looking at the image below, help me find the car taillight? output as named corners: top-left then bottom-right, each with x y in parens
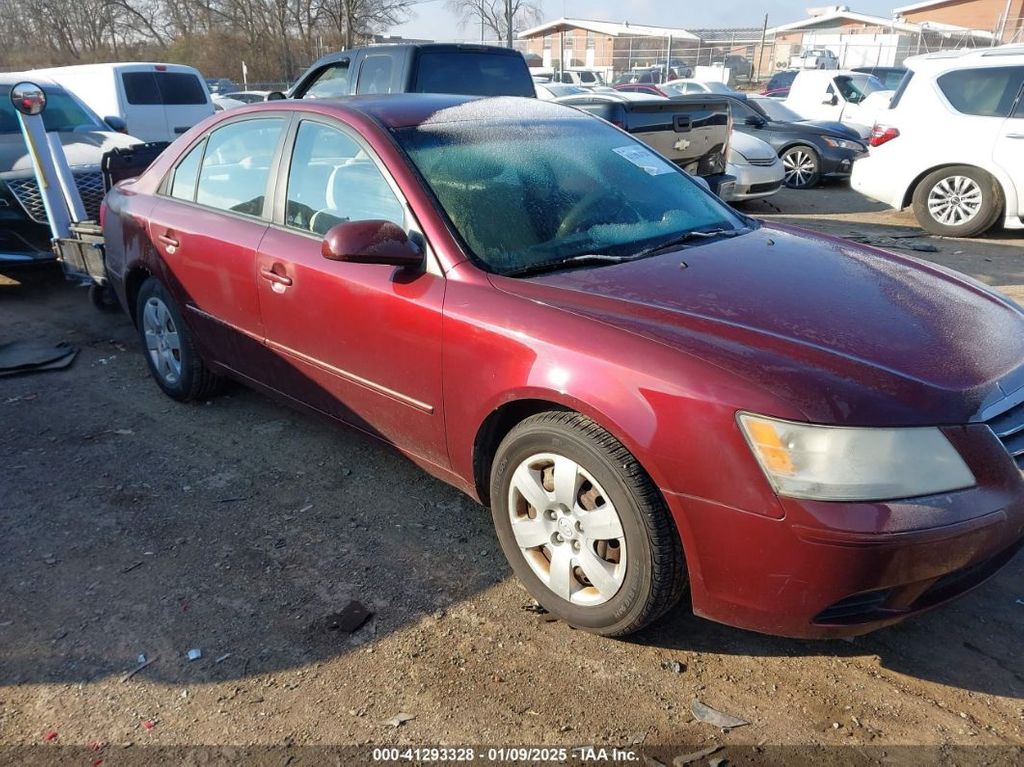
top-left (869, 125), bottom-right (900, 147)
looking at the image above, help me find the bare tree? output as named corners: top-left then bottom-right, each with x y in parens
top-left (445, 0), bottom-right (540, 45)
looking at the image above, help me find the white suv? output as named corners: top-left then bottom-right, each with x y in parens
top-left (852, 46), bottom-right (1024, 238)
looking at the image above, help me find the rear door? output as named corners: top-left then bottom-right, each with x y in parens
top-left (995, 70), bottom-right (1024, 217)
top-left (120, 66), bottom-right (212, 141)
top-left (119, 67), bottom-right (168, 141)
top-left (145, 115), bottom-right (287, 377)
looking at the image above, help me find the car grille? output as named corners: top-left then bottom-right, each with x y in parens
top-left (748, 157), bottom-right (778, 167)
top-left (6, 172), bottom-right (105, 224)
top-left (984, 397), bottom-right (1024, 470)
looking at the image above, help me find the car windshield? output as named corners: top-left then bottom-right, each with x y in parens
top-left (395, 102), bottom-right (746, 276)
top-left (834, 74), bottom-right (884, 104)
top-left (750, 98), bottom-right (803, 122)
top-left (660, 83), bottom-right (687, 97)
top-left (703, 82), bottom-right (734, 94)
top-left (0, 86), bottom-right (106, 134)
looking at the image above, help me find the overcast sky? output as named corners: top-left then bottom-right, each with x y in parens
top-left (393, 0), bottom-right (900, 41)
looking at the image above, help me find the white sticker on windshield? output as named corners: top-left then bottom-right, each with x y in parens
top-left (612, 145), bottom-right (675, 176)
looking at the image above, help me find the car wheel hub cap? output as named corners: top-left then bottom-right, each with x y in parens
top-left (142, 296), bottom-right (182, 386)
top-left (783, 150), bottom-right (815, 187)
top-left (928, 176), bottom-right (982, 226)
top-left (508, 453), bottom-right (627, 607)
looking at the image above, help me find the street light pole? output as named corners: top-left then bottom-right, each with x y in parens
top-left (506, 0), bottom-right (514, 47)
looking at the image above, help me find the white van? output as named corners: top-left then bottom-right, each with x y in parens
top-left (25, 63), bottom-right (214, 143)
top-left (785, 69), bottom-right (892, 137)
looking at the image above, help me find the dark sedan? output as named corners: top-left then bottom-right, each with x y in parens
top-left (727, 95), bottom-right (867, 188)
top-left (102, 94), bottom-right (1024, 640)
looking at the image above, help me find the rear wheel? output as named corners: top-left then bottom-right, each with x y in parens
top-left (490, 411), bottom-right (687, 636)
top-left (912, 165), bottom-right (1003, 238)
top-left (781, 145), bottom-right (820, 189)
top-left (135, 278), bottom-right (223, 402)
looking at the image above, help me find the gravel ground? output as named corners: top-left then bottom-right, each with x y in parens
top-left (1, 186), bottom-right (1022, 762)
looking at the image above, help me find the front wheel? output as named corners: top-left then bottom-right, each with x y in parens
top-left (911, 165), bottom-right (1003, 238)
top-left (135, 277), bottom-right (223, 402)
top-left (490, 412), bottom-right (687, 636)
top-left (781, 145), bottom-right (820, 189)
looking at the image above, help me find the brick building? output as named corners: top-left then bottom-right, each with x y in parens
top-left (895, 0), bottom-right (1024, 42)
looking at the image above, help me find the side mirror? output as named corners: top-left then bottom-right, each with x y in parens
top-left (104, 115), bottom-right (128, 133)
top-left (823, 93), bottom-right (839, 106)
top-left (745, 115), bottom-right (766, 127)
top-left (322, 220), bottom-right (423, 267)
top-left (10, 81), bottom-right (46, 116)
top-left (266, 91), bottom-right (286, 101)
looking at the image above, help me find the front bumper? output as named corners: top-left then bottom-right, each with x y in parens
top-left (664, 424), bottom-right (1024, 638)
top-left (820, 147), bottom-right (866, 179)
top-left (722, 160), bottom-right (784, 202)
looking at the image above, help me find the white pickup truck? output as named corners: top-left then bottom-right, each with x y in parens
top-left (791, 49), bottom-right (839, 70)
top-left (785, 69), bottom-right (893, 138)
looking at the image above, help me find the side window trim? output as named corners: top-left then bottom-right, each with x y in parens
top-left (157, 112), bottom-right (293, 223)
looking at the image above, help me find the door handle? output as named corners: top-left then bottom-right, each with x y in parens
top-left (1006, 133), bottom-right (1024, 139)
top-left (260, 266), bottom-right (293, 287)
top-left (157, 232), bottom-right (179, 253)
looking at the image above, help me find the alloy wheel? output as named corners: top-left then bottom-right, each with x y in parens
top-left (142, 296), bottom-right (183, 386)
top-left (507, 452), bottom-right (627, 606)
top-left (927, 176), bottom-right (983, 227)
top-left (782, 149), bottom-right (817, 188)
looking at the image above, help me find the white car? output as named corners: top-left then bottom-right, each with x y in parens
top-left (852, 46), bottom-right (1024, 238)
top-left (721, 132), bottom-right (785, 202)
top-left (791, 49), bottom-right (839, 70)
top-left (26, 63), bottom-right (214, 143)
top-left (661, 79), bottom-right (737, 96)
top-left (784, 70), bottom-right (891, 138)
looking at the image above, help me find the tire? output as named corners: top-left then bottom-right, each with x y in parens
top-left (781, 145), bottom-right (820, 189)
top-left (490, 411), bottom-right (687, 636)
top-left (912, 165), bottom-right (1003, 238)
top-left (89, 283), bottom-right (120, 313)
top-left (135, 277), bottom-right (223, 402)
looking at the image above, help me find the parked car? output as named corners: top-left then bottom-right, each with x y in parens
top-left (749, 94), bottom-right (863, 140)
top-left (0, 74), bottom-right (140, 263)
top-left (102, 94), bottom-right (1024, 639)
top-left (726, 95), bottom-right (867, 188)
top-left (612, 67), bottom-right (671, 85)
top-left (762, 69), bottom-right (798, 99)
top-left (535, 83), bottom-right (586, 100)
top-left (27, 63), bottom-right (214, 143)
top-left (221, 90), bottom-right (272, 104)
top-left (552, 69), bottom-right (607, 87)
top-left (720, 132), bottom-right (784, 201)
top-left (713, 55), bottom-right (754, 80)
top-left (205, 78), bottom-right (239, 95)
top-left (211, 96), bottom-right (246, 112)
top-left (286, 43), bottom-right (534, 99)
top-left (785, 69), bottom-right (891, 137)
top-left (851, 66), bottom-right (908, 91)
top-left (662, 79), bottom-right (737, 96)
top-left (791, 48), bottom-right (839, 70)
top-left (852, 47), bottom-right (1024, 237)
top-left (553, 91), bottom-right (734, 196)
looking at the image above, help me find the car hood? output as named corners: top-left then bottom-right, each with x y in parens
top-left (729, 131), bottom-right (777, 162)
top-left (491, 225), bottom-right (1024, 426)
top-left (0, 131), bottom-right (140, 176)
top-left (789, 119), bottom-right (863, 141)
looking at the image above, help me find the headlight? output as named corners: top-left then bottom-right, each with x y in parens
top-left (737, 413), bottom-right (976, 501)
top-left (822, 137), bottom-right (866, 152)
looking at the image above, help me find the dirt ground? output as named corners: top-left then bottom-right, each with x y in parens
top-left (1, 185), bottom-right (1023, 763)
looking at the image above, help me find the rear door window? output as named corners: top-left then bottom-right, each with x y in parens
top-left (937, 66), bottom-right (1024, 117)
top-left (412, 51), bottom-right (534, 97)
top-left (169, 139), bottom-right (206, 201)
top-left (356, 56), bottom-right (395, 94)
top-left (123, 72), bottom-right (208, 105)
top-left (195, 118), bottom-right (285, 217)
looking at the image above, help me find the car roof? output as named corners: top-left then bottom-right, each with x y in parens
top-left (0, 73), bottom-right (62, 88)
top-left (262, 93), bottom-right (580, 129)
top-left (903, 44), bottom-right (1024, 72)
top-left (307, 43), bottom-right (524, 69)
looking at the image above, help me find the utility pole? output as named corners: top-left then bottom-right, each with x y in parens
top-left (506, 0), bottom-right (514, 47)
top-left (755, 13), bottom-right (768, 83)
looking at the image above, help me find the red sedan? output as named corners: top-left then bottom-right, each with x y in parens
top-left (102, 94), bottom-right (1024, 639)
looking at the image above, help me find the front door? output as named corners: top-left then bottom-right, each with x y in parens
top-left (996, 77), bottom-right (1024, 217)
top-left (256, 118), bottom-right (448, 467)
top-left (146, 116), bottom-right (287, 377)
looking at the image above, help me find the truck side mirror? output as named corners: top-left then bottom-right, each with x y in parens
top-left (10, 82), bottom-right (46, 116)
top-left (266, 91), bottom-right (286, 101)
top-left (823, 93), bottom-right (838, 106)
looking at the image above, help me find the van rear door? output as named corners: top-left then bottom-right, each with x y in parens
top-left (120, 66), bottom-right (213, 142)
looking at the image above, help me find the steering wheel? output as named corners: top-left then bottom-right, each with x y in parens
top-left (555, 189), bottom-right (640, 239)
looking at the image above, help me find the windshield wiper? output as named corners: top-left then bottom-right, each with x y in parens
top-left (630, 228), bottom-right (748, 260)
top-left (504, 253), bottom-right (630, 278)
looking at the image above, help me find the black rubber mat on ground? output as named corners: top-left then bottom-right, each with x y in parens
top-left (0, 341), bottom-right (78, 377)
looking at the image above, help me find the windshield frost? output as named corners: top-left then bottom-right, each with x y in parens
top-left (395, 101), bottom-right (744, 276)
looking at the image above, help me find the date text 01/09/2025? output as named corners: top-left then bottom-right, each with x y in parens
top-left (371, 746), bottom-right (641, 762)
